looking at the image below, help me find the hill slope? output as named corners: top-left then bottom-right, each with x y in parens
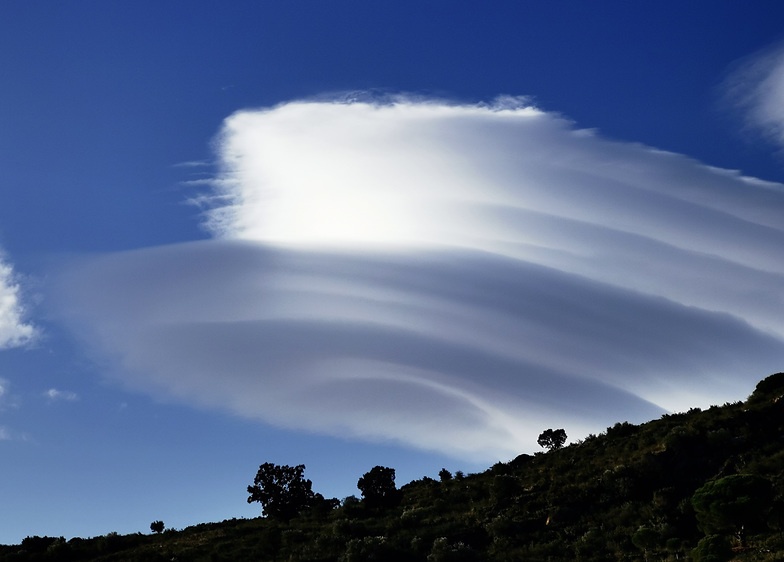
top-left (4, 373), bottom-right (784, 561)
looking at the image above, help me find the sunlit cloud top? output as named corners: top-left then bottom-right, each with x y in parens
top-left (209, 98), bottom-right (784, 337)
top-left (58, 97), bottom-right (784, 461)
top-left (207, 98), bottom-right (544, 248)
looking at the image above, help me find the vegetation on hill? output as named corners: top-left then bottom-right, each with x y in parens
top-left (3, 372), bottom-right (784, 561)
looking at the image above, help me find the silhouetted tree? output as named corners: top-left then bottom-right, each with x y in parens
top-left (749, 372), bottom-right (784, 402)
top-left (357, 466), bottom-right (398, 508)
top-left (537, 428), bottom-right (566, 451)
top-left (247, 463), bottom-right (315, 521)
top-left (439, 468), bottom-right (452, 482)
top-left (150, 520), bottom-right (164, 534)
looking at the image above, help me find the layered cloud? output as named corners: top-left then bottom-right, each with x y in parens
top-left (56, 98), bottom-right (784, 460)
top-left (724, 41), bottom-right (784, 149)
top-left (0, 256), bottom-right (35, 349)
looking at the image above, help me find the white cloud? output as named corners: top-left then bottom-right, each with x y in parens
top-left (724, 41), bottom-right (784, 149)
top-left (0, 256), bottom-right (36, 349)
top-left (44, 388), bottom-right (78, 402)
top-left (56, 98), bottom-right (784, 461)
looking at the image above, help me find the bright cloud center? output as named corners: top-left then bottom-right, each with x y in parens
top-left (210, 100), bottom-right (544, 249)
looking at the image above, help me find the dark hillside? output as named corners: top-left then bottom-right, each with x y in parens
top-left (3, 373), bottom-right (784, 561)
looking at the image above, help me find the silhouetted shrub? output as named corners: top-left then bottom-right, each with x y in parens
top-left (427, 536), bottom-right (483, 561)
top-left (341, 536), bottom-right (400, 562)
top-left (750, 372), bottom-right (784, 402)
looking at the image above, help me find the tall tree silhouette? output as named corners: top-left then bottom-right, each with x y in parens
top-left (357, 466), bottom-right (398, 508)
top-left (247, 463), bottom-right (315, 521)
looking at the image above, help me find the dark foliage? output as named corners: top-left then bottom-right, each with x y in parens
top-left (537, 428), bottom-right (566, 451)
top-left (691, 474), bottom-right (773, 545)
top-left (247, 463), bottom-right (316, 521)
top-left (357, 466), bottom-right (398, 509)
top-left (749, 371), bottom-right (784, 402)
top-left (150, 521), bottom-right (165, 534)
top-left (691, 534), bottom-right (733, 562)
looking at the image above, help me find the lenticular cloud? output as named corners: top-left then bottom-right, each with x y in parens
top-left (58, 98), bottom-right (784, 460)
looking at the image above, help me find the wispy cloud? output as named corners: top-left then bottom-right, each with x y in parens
top-left (0, 379), bottom-right (23, 441)
top-left (44, 388), bottom-right (78, 402)
top-left (56, 97), bottom-right (784, 461)
top-left (0, 378), bottom-right (8, 409)
top-left (0, 426), bottom-right (29, 442)
top-left (0, 256), bottom-right (36, 349)
top-left (173, 160), bottom-right (212, 168)
top-left (724, 41), bottom-right (784, 150)
top-left (0, 378), bottom-right (21, 411)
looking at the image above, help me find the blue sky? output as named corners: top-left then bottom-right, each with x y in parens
top-left (2, 1), bottom-right (784, 543)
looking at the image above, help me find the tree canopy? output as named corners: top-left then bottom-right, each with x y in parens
top-left (537, 428), bottom-right (567, 451)
top-left (750, 371), bottom-right (784, 402)
top-left (357, 466), bottom-right (398, 508)
top-left (247, 463), bottom-right (315, 521)
top-left (691, 474), bottom-right (773, 546)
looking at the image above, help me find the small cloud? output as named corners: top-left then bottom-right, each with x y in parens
top-left (0, 256), bottom-right (36, 349)
top-left (173, 160), bottom-right (211, 168)
top-left (180, 179), bottom-right (219, 187)
top-left (44, 388), bottom-right (78, 402)
top-left (723, 40), bottom-right (784, 150)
